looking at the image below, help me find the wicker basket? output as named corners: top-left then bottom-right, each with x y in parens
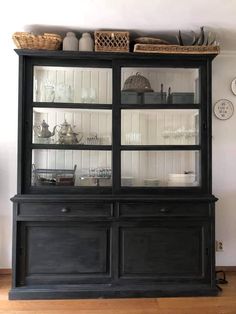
top-left (12, 32), bottom-right (62, 50)
top-left (94, 31), bottom-right (129, 52)
top-left (32, 164), bottom-right (76, 186)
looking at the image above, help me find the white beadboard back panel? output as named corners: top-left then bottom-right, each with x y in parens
top-left (121, 68), bottom-right (199, 96)
top-left (121, 151), bottom-right (200, 187)
top-left (121, 110), bottom-right (199, 145)
top-left (32, 150), bottom-right (112, 186)
top-left (33, 108), bottom-right (112, 145)
top-left (33, 66), bottom-right (199, 187)
top-left (33, 66), bottom-right (112, 104)
top-left (34, 66), bottom-right (198, 104)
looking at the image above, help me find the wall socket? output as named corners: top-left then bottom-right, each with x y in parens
top-left (216, 240), bottom-right (224, 252)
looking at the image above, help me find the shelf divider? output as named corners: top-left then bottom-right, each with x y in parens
top-left (31, 144), bottom-right (112, 150)
top-left (33, 102), bottom-right (112, 110)
top-left (120, 145), bottom-right (200, 151)
top-left (120, 103), bottom-right (200, 109)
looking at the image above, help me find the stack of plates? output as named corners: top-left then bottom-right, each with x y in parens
top-left (143, 178), bottom-right (160, 187)
top-left (121, 177), bottom-right (134, 186)
top-left (168, 173), bottom-right (196, 186)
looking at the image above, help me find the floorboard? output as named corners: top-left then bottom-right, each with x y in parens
top-left (0, 273), bottom-right (235, 313)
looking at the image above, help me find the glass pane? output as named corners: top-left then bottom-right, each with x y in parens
top-left (121, 109), bottom-right (199, 145)
top-left (33, 66), bottom-right (112, 104)
top-left (32, 150), bottom-right (112, 187)
top-left (121, 151), bottom-right (200, 187)
top-left (33, 108), bottom-right (112, 145)
top-left (121, 68), bottom-right (199, 105)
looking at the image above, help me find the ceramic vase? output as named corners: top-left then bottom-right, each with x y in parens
top-left (63, 32), bottom-right (79, 51)
top-left (79, 33), bottom-right (94, 51)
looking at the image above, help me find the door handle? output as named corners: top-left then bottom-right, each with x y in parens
top-left (61, 207), bottom-right (70, 213)
top-left (160, 208), bottom-right (169, 213)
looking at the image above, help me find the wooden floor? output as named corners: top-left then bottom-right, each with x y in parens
top-left (1, 273), bottom-right (236, 314)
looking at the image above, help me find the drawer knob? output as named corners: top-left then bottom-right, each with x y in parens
top-left (61, 207), bottom-right (69, 213)
top-left (160, 208), bottom-right (169, 213)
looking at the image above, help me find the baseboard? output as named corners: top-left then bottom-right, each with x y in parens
top-left (0, 266), bottom-right (236, 275)
top-left (9, 284), bottom-right (219, 300)
top-left (1, 267), bottom-right (235, 276)
top-left (0, 268), bottom-right (12, 275)
top-left (216, 266), bottom-right (236, 272)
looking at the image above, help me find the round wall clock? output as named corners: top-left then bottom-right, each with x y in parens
top-left (213, 99), bottom-right (234, 120)
top-left (231, 78), bottom-right (236, 95)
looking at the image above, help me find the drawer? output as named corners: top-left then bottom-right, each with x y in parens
top-left (119, 202), bottom-right (210, 217)
top-left (19, 202), bottom-right (113, 217)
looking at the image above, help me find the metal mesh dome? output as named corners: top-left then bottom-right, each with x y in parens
top-left (122, 72), bottom-right (153, 92)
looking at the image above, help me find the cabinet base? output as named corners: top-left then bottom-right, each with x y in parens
top-left (9, 284), bottom-right (218, 300)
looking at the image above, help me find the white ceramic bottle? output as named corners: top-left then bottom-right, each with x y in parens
top-left (79, 33), bottom-right (94, 51)
top-left (63, 32), bottom-right (79, 51)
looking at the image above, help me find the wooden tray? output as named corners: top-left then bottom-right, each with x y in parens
top-left (134, 44), bottom-right (220, 54)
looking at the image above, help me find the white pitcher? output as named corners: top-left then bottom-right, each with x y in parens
top-left (79, 33), bottom-right (94, 51)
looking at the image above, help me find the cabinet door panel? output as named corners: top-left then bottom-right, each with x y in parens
top-left (120, 222), bottom-right (207, 280)
top-left (21, 222), bottom-right (111, 284)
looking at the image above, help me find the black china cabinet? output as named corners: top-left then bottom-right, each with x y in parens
top-left (10, 49), bottom-right (218, 299)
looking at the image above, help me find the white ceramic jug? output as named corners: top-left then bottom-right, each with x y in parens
top-left (63, 32), bottom-right (79, 51)
top-left (79, 33), bottom-right (94, 51)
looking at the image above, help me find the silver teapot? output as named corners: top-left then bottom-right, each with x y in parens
top-left (33, 120), bottom-right (57, 138)
top-left (57, 120), bottom-right (83, 144)
top-left (57, 120), bottom-right (70, 136)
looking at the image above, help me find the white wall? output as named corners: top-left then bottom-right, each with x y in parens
top-left (1, 0), bottom-right (236, 268)
top-left (212, 53), bottom-right (236, 266)
top-left (0, 34), bottom-right (18, 268)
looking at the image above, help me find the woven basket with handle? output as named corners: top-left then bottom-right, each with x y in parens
top-left (94, 31), bottom-right (129, 52)
top-left (12, 32), bottom-right (62, 50)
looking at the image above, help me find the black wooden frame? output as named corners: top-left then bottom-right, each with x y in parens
top-left (10, 50), bottom-right (217, 300)
top-left (16, 50), bottom-right (213, 196)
